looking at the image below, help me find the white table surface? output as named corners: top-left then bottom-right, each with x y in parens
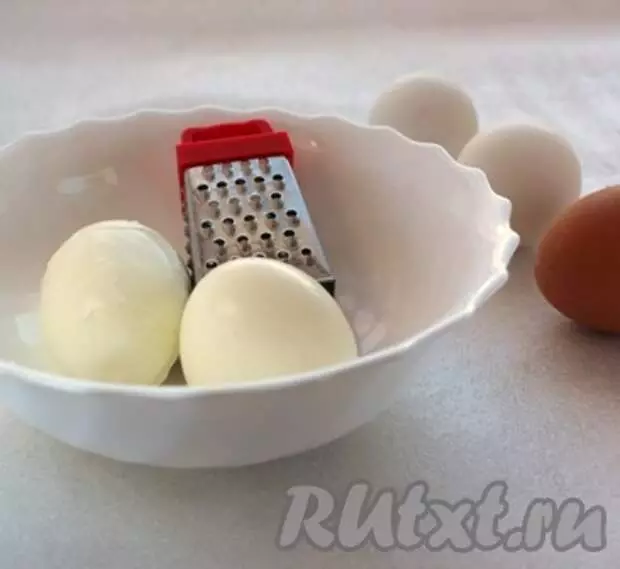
top-left (2, 4), bottom-right (620, 568)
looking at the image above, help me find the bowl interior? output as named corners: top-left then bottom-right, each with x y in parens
top-left (0, 108), bottom-right (512, 377)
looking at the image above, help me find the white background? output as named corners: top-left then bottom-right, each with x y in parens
top-left (2, 2), bottom-right (620, 568)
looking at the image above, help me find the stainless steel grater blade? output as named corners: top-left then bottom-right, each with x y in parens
top-left (182, 155), bottom-right (336, 295)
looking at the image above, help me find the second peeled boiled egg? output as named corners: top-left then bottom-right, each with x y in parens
top-left (40, 220), bottom-right (189, 385)
top-left (180, 258), bottom-right (358, 387)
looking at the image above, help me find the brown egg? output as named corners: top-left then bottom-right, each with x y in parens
top-left (534, 185), bottom-right (620, 333)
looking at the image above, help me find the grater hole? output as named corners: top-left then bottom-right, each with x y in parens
top-left (222, 217), bottom-right (234, 226)
top-left (254, 176), bottom-right (265, 184)
top-left (272, 174), bottom-right (284, 182)
top-left (206, 260), bottom-right (218, 270)
top-left (270, 192), bottom-right (282, 201)
top-left (260, 232), bottom-right (272, 241)
top-left (254, 252), bottom-right (266, 258)
top-left (201, 220), bottom-right (213, 230)
top-left (213, 238), bottom-right (226, 247)
top-left (216, 181), bottom-right (227, 189)
top-left (244, 214), bottom-right (256, 223)
top-left (283, 229), bottom-right (295, 238)
top-left (277, 250), bottom-right (290, 260)
top-left (197, 183), bottom-right (209, 191)
top-left (237, 235), bottom-right (249, 244)
top-left (285, 209), bottom-right (298, 218)
top-left (265, 211), bottom-right (277, 220)
top-left (235, 178), bottom-right (246, 186)
top-left (301, 247), bottom-right (312, 256)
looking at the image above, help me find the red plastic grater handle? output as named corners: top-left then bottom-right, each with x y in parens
top-left (180, 119), bottom-right (273, 144)
top-left (176, 119), bottom-right (295, 189)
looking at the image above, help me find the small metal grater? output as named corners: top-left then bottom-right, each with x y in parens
top-left (176, 119), bottom-right (336, 295)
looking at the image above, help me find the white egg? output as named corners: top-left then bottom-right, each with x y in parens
top-left (40, 220), bottom-right (189, 385)
top-left (458, 123), bottom-right (582, 247)
top-left (369, 74), bottom-right (478, 158)
top-left (180, 258), bottom-right (358, 387)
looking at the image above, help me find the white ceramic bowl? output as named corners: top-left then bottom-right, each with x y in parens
top-left (0, 106), bottom-right (519, 468)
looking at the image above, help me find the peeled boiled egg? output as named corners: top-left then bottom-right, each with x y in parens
top-left (458, 123), bottom-right (581, 247)
top-left (534, 185), bottom-right (620, 334)
top-left (40, 220), bottom-right (189, 385)
top-left (180, 258), bottom-right (358, 387)
top-left (369, 74), bottom-right (479, 158)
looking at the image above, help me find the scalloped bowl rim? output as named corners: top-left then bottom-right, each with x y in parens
top-left (0, 104), bottom-right (520, 398)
